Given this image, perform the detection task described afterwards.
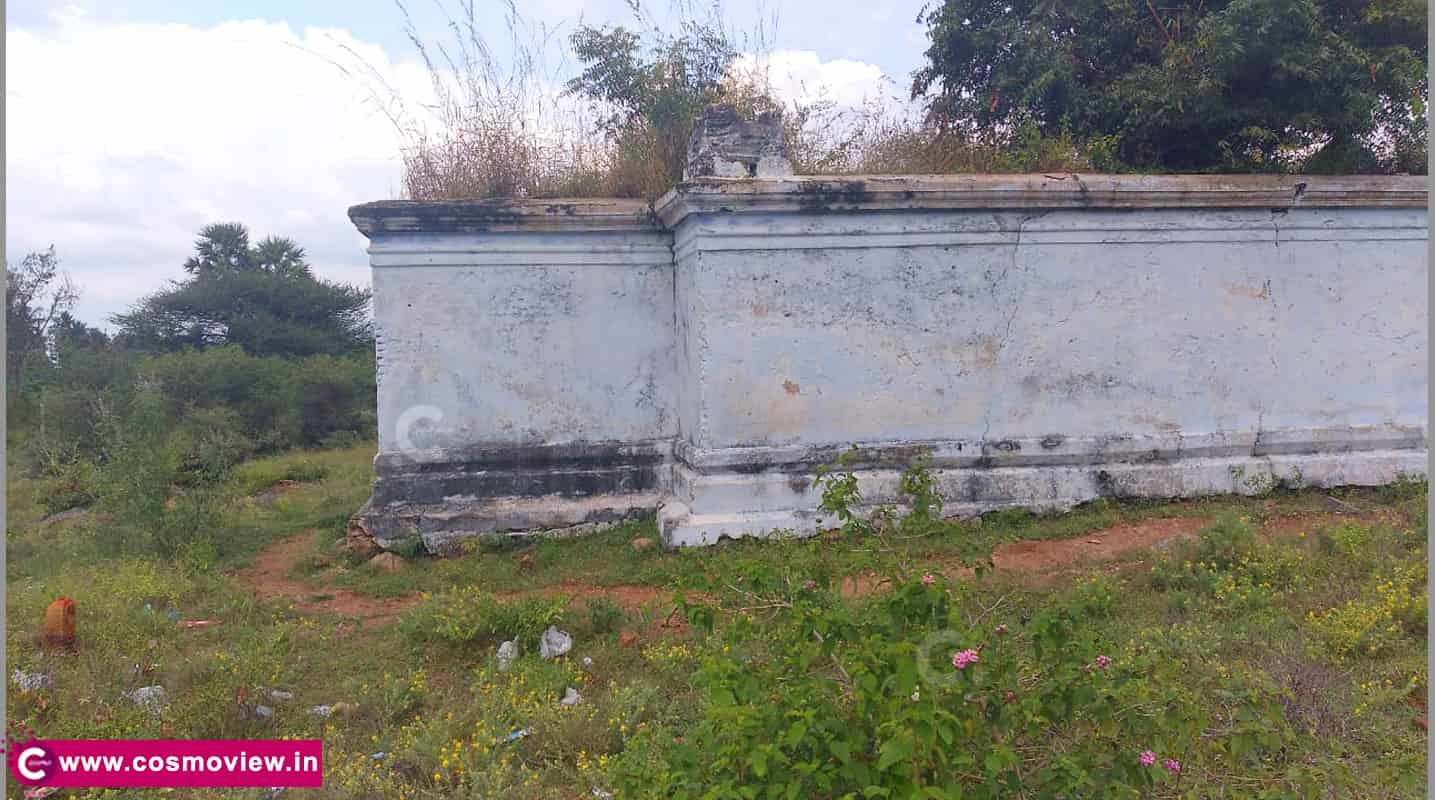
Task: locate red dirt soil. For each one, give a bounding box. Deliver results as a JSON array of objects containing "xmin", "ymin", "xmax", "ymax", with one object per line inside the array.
[
  {"xmin": 232, "ymin": 507, "xmax": 1406, "ymax": 625},
  {"xmin": 231, "ymin": 531, "xmax": 418, "ymax": 628},
  {"xmin": 994, "ymin": 516, "xmax": 1209, "ymax": 572}
]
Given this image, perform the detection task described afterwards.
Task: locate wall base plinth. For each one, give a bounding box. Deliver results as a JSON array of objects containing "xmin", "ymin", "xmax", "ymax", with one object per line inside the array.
[
  {"xmin": 354, "ymin": 441, "xmax": 669, "ymax": 553},
  {"xmin": 659, "ymin": 446, "xmax": 1427, "ymax": 547}
]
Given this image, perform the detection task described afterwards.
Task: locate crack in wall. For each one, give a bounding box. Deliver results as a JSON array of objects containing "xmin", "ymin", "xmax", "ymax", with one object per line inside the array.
[{"xmin": 977, "ymin": 211, "xmax": 1046, "ymax": 453}]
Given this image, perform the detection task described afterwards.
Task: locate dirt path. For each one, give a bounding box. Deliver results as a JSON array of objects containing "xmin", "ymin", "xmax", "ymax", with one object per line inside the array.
[
  {"xmin": 233, "ymin": 508, "xmax": 1401, "ymax": 625},
  {"xmin": 231, "ymin": 534, "xmax": 690, "ymax": 628},
  {"xmin": 232, "ymin": 531, "xmax": 419, "ymax": 628}
]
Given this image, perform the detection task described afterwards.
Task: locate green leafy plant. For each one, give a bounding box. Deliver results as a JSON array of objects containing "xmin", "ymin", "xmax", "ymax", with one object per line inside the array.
[
  {"xmin": 583, "ymin": 597, "xmax": 627, "ymax": 636},
  {"xmin": 615, "ymin": 571, "xmax": 1246, "ymax": 798},
  {"xmin": 402, "ymin": 587, "xmax": 566, "ymax": 651}
]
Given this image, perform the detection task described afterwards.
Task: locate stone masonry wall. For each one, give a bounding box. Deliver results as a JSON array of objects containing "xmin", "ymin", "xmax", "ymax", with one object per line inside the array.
[{"xmin": 349, "ymin": 176, "xmax": 1428, "ymax": 551}]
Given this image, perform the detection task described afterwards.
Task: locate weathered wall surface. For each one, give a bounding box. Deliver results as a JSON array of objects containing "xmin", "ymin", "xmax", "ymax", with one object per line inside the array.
[
  {"xmin": 350, "ymin": 176, "xmax": 1428, "ymax": 550},
  {"xmin": 671, "ymin": 207, "xmax": 1426, "ymax": 448},
  {"xmin": 349, "ymin": 200, "xmax": 676, "ymax": 550},
  {"xmin": 369, "ymin": 232, "xmax": 675, "ymax": 451}
]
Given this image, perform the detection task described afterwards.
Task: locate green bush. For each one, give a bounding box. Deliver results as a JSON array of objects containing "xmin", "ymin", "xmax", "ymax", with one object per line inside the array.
[
  {"xmin": 615, "ymin": 572, "xmax": 1297, "ymax": 798},
  {"xmin": 402, "ymin": 587, "xmax": 567, "ymax": 651},
  {"xmin": 582, "ymin": 597, "xmax": 627, "ymax": 636},
  {"xmin": 141, "ymin": 346, "xmax": 375, "ymax": 453},
  {"xmin": 1193, "ymin": 514, "xmax": 1259, "ymax": 569}
]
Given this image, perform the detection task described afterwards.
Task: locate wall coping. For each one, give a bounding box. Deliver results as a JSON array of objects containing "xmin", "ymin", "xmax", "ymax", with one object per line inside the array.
[
  {"xmin": 351, "ymin": 174, "xmax": 1427, "ymax": 237},
  {"xmin": 654, "ymin": 174, "xmax": 1428, "ymax": 227},
  {"xmin": 349, "ymin": 198, "xmax": 659, "ymax": 237}
]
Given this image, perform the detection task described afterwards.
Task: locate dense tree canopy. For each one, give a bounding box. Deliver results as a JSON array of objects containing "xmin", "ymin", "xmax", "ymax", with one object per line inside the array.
[
  {"xmin": 911, "ymin": 0, "xmax": 1428, "ymax": 172},
  {"xmin": 114, "ymin": 223, "xmax": 373, "ymax": 358}
]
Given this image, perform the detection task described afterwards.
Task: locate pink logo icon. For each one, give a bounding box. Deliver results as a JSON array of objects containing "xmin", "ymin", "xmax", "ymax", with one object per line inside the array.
[{"xmin": 6, "ymin": 721, "xmax": 56, "ymax": 784}]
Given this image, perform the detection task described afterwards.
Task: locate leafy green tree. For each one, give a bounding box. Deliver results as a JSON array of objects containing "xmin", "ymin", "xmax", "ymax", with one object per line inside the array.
[
  {"xmin": 7, "ymin": 246, "xmax": 78, "ymax": 389},
  {"xmin": 51, "ymin": 311, "xmax": 110, "ymax": 355},
  {"xmin": 911, "ymin": 0, "xmax": 1428, "ymax": 172},
  {"xmin": 565, "ymin": 13, "xmax": 776, "ymax": 193},
  {"xmin": 114, "ymin": 223, "xmax": 372, "ymax": 358}
]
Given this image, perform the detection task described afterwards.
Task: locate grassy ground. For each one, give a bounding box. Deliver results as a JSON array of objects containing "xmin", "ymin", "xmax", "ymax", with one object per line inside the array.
[{"xmin": 6, "ymin": 444, "xmax": 1428, "ymax": 798}]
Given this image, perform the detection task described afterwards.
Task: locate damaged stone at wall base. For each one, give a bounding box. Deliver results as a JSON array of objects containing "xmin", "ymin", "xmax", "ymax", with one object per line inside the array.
[{"xmin": 351, "ymin": 493, "xmax": 665, "ymax": 554}]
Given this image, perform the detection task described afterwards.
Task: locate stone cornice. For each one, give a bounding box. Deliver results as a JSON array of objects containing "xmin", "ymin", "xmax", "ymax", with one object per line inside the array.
[
  {"xmin": 654, "ymin": 174, "xmax": 1429, "ymax": 227},
  {"xmin": 349, "ymin": 198, "xmax": 660, "ymax": 237},
  {"xmin": 351, "ymin": 175, "xmax": 1427, "ymax": 237}
]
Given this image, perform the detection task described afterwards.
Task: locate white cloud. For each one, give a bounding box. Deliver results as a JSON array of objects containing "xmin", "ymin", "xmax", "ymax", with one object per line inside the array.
[
  {"xmin": 6, "ymin": 13, "xmax": 429, "ymax": 326},
  {"xmin": 735, "ymin": 48, "xmax": 922, "ymax": 128},
  {"xmin": 5, "ymin": 14, "xmax": 901, "ymax": 328},
  {"xmin": 748, "ymin": 50, "xmax": 894, "ymax": 107}
]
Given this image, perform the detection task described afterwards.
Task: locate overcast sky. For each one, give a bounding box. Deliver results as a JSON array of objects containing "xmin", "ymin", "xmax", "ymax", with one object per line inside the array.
[{"xmin": 6, "ymin": 0, "xmax": 929, "ymax": 327}]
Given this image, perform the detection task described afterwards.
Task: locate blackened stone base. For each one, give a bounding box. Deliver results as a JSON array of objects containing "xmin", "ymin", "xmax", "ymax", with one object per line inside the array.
[{"xmin": 353, "ymin": 441, "xmax": 669, "ymax": 553}]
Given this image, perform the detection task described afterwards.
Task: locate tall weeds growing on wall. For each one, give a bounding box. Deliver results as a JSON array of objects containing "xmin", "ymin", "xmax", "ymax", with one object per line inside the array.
[
  {"xmin": 343, "ymin": 0, "xmax": 1103, "ymax": 201},
  {"xmin": 388, "ymin": 0, "xmax": 614, "ymax": 200}
]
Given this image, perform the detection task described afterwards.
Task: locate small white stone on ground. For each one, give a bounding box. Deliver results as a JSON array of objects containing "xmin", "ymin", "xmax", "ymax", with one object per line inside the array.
[
  {"xmin": 497, "ymin": 640, "xmax": 518, "ymax": 672},
  {"xmin": 12, "ymin": 669, "xmax": 50, "ymax": 692},
  {"xmin": 539, "ymin": 626, "xmax": 572, "ymax": 659},
  {"xmin": 129, "ymin": 686, "xmax": 167, "ymax": 714},
  {"xmin": 560, "ymin": 687, "xmax": 582, "ymax": 706}
]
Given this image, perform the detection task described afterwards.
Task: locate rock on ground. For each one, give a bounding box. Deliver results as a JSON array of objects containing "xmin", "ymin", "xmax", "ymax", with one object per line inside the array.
[
  {"xmin": 368, "ymin": 552, "xmax": 407, "ymax": 573},
  {"xmin": 339, "ymin": 525, "xmax": 382, "ymax": 560},
  {"xmin": 540, "ymin": 626, "xmax": 573, "ymax": 659},
  {"xmin": 497, "ymin": 641, "xmax": 518, "ymax": 672},
  {"xmin": 128, "ymin": 686, "xmax": 167, "ymax": 714}
]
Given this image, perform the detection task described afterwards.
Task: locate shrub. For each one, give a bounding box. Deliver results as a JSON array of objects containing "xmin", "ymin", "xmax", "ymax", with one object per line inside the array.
[
  {"xmin": 1306, "ymin": 562, "xmax": 1428, "ymax": 660},
  {"xmin": 37, "ymin": 457, "xmax": 99, "ymax": 515},
  {"xmin": 615, "ymin": 572, "xmax": 1279, "ymax": 798},
  {"xmin": 402, "ymin": 587, "xmax": 566, "ymax": 651},
  {"xmin": 142, "ymin": 346, "xmax": 375, "ymax": 453},
  {"xmin": 1193, "ymin": 514, "xmax": 1259, "ymax": 569},
  {"xmin": 582, "ymin": 597, "xmax": 627, "ymax": 636}
]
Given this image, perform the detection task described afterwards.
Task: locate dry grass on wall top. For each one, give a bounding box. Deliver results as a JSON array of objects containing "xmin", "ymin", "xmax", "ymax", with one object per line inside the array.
[{"xmin": 362, "ymin": 0, "xmax": 1100, "ymax": 202}]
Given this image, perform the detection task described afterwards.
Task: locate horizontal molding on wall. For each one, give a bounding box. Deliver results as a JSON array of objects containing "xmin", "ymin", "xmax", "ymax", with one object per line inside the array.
[
  {"xmin": 656, "ymin": 174, "xmax": 1429, "ymax": 227},
  {"xmin": 673, "ymin": 425, "xmax": 1429, "ymax": 475},
  {"xmin": 670, "ymin": 207, "xmax": 1429, "ymax": 260},
  {"xmin": 351, "ymin": 198, "xmax": 659, "ymax": 235},
  {"xmin": 367, "ymin": 231, "xmax": 674, "ymax": 268},
  {"xmin": 660, "ymin": 448, "xmax": 1428, "ymax": 544},
  {"xmin": 352, "ymin": 176, "xmax": 1428, "ymax": 241}
]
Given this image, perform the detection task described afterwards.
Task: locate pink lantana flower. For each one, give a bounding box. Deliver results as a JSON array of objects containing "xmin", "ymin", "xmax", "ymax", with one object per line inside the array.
[
  {"xmin": 951, "ymin": 649, "xmax": 980, "ymax": 670},
  {"xmin": 1139, "ymin": 750, "xmax": 1156, "ymax": 767},
  {"xmin": 1164, "ymin": 759, "xmax": 1181, "ymax": 773},
  {"xmin": 921, "ymin": 573, "xmax": 936, "ymax": 586},
  {"xmin": 1094, "ymin": 655, "xmax": 1111, "ymax": 669}
]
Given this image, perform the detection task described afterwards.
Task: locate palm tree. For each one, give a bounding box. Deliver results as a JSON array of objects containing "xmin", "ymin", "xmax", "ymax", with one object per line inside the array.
[
  {"xmin": 251, "ymin": 236, "xmax": 311, "ymax": 279},
  {"xmin": 182, "ymin": 222, "xmax": 253, "ymax": 273}
]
